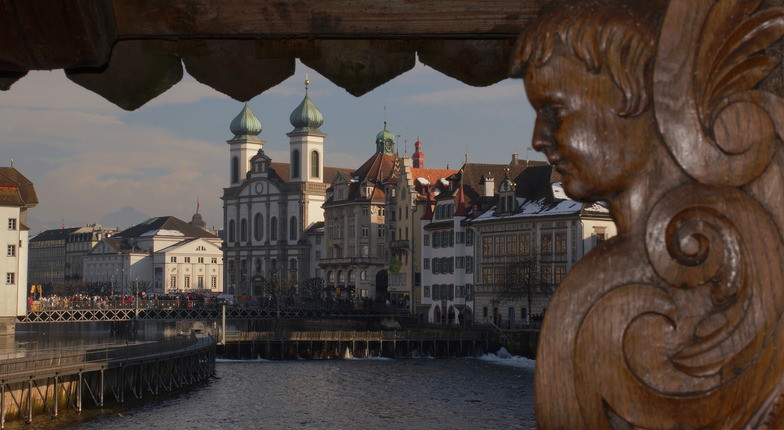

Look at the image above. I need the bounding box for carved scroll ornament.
[511,0,784,428]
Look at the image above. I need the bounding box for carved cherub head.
[511,0,665,202]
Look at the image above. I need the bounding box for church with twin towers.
[222,79,347,296]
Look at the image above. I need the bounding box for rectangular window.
[520,233,531,256]
[7,219,16,230]
[423,234,430,246]
[456,257,465,269]
[184,276,190,290]
[170,276,176,289]
[7,244,15,257]
[507,234,518,255]
[494,266,505,284]
[541,265,553,285]
[170,256,177,263]
[483,306,488,317]
[198,276,204,289]
[315,251,321,261]
[555,232,567,255]
[482,236,493,256]
[184,257,191,263]
[5,272,14,285]
[456,232,465,244]
[554,265,567,284]
[211,276,217,290]
[424,258,430,270]
[494,235,505,254]
[541,232,553,255]
[466,256,474,274]
[482,267,492,284]
[466,229,474,246]
[361,225,369,237]
[198,257,204,264]
[424,285,431,298]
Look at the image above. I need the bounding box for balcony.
[319,257,385,267]
[389,240,410,251]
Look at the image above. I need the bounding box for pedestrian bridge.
[17,303,404,323]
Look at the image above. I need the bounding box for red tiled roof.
[0,186,24,206]
[0,167,37,206]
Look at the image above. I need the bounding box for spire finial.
[384,106,387,129]
[305,70,310,95]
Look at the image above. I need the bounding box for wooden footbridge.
[0,333,215,428]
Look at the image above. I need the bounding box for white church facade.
[222,82,349,296]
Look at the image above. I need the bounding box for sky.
[0,59,543,234]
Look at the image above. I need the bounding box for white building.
[468,165,617,327]
[0,167,37,322]
[222,83,349,296]
[83,216,223,294]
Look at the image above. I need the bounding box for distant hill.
[98,206,151,230]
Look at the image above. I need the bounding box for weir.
[217,329,491,360]
[0,333,215,428]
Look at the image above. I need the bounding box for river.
[12,351,536,430]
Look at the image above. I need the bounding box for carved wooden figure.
[511,0,784,428]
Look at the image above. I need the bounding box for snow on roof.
[416,178,430,185]
[552,183,568,200]
[471,197,608,223]
[140,229,186,237]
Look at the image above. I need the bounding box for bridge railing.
[0,335,202,380]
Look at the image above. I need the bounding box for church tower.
[412,137,424,168]
[287,76,326,183]
[227,104,264,186]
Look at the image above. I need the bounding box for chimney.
[481,174,495,197]
[511,153,519,165]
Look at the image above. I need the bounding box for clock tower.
[375,122,396,156]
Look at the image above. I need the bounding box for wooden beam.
[112,0,545,39]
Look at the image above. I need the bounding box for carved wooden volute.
[511,0,784,428]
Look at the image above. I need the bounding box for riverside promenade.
[0,332,215,428]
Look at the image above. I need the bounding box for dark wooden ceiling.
[0,0,548,109]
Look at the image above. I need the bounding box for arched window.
[310,150,320,178]
[291,149,300,178]
[254,213,264,241]
[240,218,247,242]
[254,258,262,275]
[338,270,345,283]
[270,217,278,240]
[289,216,297,241]
[327,271,335,283]
[228,220,236,242]
[289,259,297,281]
[231,156,239,183]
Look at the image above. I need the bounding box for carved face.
[524,53,654,201]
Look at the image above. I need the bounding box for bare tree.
[301,277,326,300]
[496,255,554,322]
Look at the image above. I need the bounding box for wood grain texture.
[511,0,784,427]
[0,0,116,71]
[112,0,543,39]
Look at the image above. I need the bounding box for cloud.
[0,71,231,112]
